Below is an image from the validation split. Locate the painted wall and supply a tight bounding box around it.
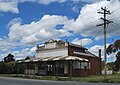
[45,42,57,49]
[36,48,68,58]
[64,61,68,74]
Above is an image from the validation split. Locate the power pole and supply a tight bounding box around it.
[97,7,113,79]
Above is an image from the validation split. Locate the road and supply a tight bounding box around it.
[0,77,119,85]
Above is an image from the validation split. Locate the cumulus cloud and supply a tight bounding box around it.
[0,0,66,13]
[38,0,66,5]
[64,0,120,40]
[88,44,116,62]
[8,15,72,45]
[72,38,93,46]
[0,46,37,61]
[0,2,19,13]
[107,53,116,62]
[72,0,113,3]
[12,48,32,59]
[30,46,36,53]
[0,38,18,52]
[88,45,104,57]
[0,0,119,60]
[4,0,120,55]
[80,0,105,3]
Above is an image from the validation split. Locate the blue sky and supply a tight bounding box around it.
[0,0,120,62]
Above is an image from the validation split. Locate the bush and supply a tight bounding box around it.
[0,62,15,74]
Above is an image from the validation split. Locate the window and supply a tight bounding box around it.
[73,61,80,69]
[73,61,91,69]
[81,62,87,69]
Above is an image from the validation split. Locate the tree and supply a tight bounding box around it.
[3,53,15,62]
[0,62,15,74]
[114,52,120,71]
[107,39,120,54]
[107,39,120,71]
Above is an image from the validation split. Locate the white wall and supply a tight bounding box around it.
[102,70,113,75]
[64,61,68,74]
[45,42,56,49]
[36,48,68,58]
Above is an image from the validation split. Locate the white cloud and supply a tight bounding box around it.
[72,38,93,46]
[0,0,66,13]
[64,0,120,40]
[107,53,116,62]
[72,4,81,13]
[0,2,19,13]
[88,45,104,57]
[38,0,66,5]
[0,0,119,61]
[30,46,36,53]
[88,44,116,62]
[70,0,106,3]
[0,38,18,51]
[12,48,33,59]
[8,15,72,45]
[0,47,36,61]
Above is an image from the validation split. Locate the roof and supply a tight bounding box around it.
[17,56,89,63]
[44,39,65,44]
[69,43,87,50]
[85,50,97,57]
[25,56,36,60]
[44,39,57,44]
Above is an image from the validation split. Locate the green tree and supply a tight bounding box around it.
[3,53,15,62]
[107,39,120,54]
[107,39,120,71]
[0,62,15,74]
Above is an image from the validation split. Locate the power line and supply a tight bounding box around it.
[86,26,103,45]
[106,1,114,9]
[106,26,115,42]
[111,6,120,14]
[112,23,120,29]
[109,17,120,20]
[97,7,113,80]
[108,23,120,42]
[113,22,120,28]
[106,23,120,37]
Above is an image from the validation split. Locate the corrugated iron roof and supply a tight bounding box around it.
[18,56,89,63]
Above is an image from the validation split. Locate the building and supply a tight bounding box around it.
[18,39,101,76]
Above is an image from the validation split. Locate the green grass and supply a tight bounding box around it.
[0,74,120,83]
[72,74,120,83]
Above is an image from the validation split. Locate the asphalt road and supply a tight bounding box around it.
[0,77,119,85]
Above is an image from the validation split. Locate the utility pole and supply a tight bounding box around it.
[97,7,113,79]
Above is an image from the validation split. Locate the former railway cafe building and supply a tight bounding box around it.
[17,39,101,77]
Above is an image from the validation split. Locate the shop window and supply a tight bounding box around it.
[81,62,88,69]
[73,61,80,69]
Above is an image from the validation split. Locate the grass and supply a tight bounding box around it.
[0,74,120,83]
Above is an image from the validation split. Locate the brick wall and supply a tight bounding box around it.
[68,45,101,76]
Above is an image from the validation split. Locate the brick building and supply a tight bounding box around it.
[18,39,101,76]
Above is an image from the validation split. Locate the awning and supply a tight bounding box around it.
[17,56,89,63]
[65,56,88,61]
[53,56,88,61]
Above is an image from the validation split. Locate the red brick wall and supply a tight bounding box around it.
[73,69,89,76]
[68,45,101,76]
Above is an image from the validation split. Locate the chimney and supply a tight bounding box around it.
[98,49,102,74]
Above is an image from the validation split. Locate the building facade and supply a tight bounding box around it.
[34,39,101,76]
[18,39,101,76]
